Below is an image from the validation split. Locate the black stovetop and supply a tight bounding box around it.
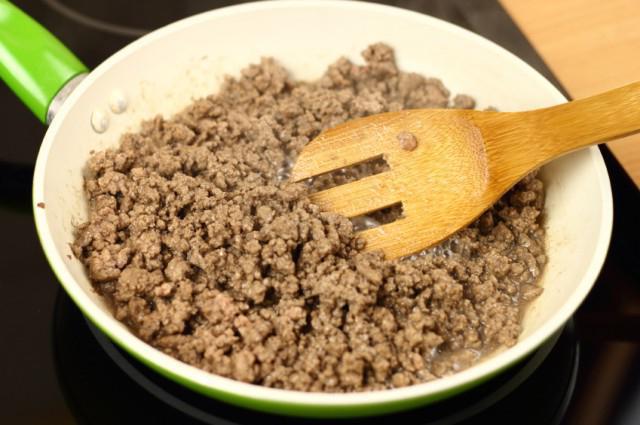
[1,1,639,424]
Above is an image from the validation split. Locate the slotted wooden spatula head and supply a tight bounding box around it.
[291,109,496,259]
[291,82,640,259]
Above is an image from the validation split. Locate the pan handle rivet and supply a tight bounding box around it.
[91,109,109,133]
[109,90,128,114]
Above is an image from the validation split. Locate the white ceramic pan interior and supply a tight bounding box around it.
[32,0,612,418]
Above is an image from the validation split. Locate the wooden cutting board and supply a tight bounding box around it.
[500,0,640,187]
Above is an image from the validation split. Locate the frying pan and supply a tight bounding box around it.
[1,0,612,418]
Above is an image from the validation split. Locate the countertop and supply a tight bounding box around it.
[500,0,640,187]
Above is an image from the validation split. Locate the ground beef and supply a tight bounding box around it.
[72,43,546,392]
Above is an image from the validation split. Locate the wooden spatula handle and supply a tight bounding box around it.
[532,81,640,155]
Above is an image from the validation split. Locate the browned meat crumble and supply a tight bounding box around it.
[73,43,545,392]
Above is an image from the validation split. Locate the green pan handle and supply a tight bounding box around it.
[0,0,87,123]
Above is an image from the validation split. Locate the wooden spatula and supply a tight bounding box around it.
[291,82,640,259]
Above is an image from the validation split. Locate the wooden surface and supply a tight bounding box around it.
[293,88,640,258]
[500,0,640,187]
[292,110,496,259]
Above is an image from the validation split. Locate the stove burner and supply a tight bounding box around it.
[43,0,147,37]
[43,0,261,38]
